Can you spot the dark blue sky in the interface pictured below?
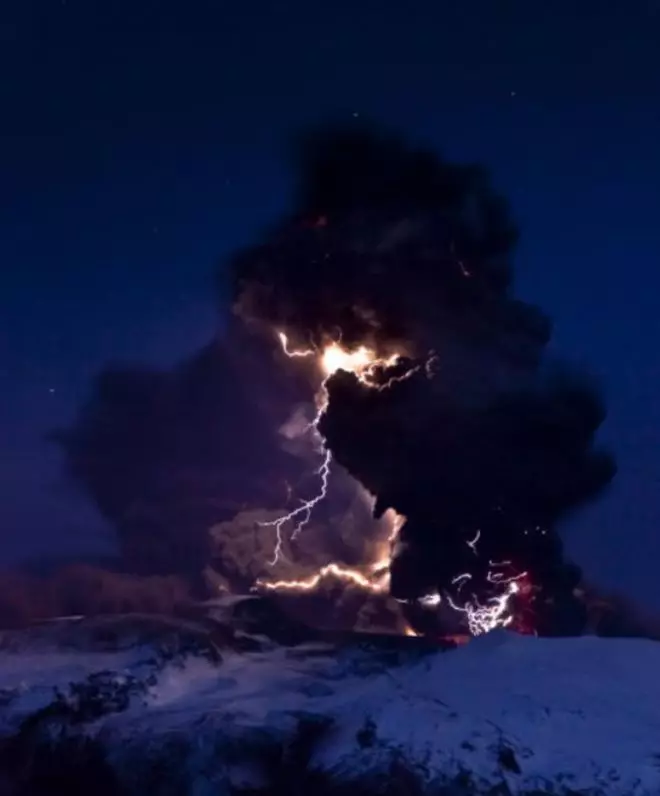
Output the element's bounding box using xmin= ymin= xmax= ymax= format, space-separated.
xmin=2 ymin=0 xmax=660 ymax=605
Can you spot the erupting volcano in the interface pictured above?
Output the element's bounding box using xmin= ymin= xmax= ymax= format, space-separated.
xmin=255 ymin=332 xmax=532 ymax=638
xmin=50 ymin=121 xmax=615 ymax=640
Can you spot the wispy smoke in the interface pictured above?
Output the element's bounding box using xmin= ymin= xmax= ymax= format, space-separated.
xmin=7 ymin=120 xmax=617 ymax=637
xmin=0 ymin=566 xmax=192 ymax=629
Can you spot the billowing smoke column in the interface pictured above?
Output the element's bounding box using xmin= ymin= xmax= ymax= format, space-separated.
xmin=40 ymin=120 xmax=616 ymax=639
xmin=53 ymin=331 xmax=314 ymax=582
xmin=231 ymin=122 xmax=616 ymax=636
xmin=320 ymin=368 xmax=610 ymax=635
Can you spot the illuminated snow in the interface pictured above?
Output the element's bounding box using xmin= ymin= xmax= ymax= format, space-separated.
xmin=1 ymin=619 xmax=659 ymax=793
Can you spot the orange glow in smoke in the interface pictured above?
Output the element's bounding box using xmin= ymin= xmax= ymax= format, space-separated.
xmin=320 ymin=342 xmax=401 ymax=382
xmin=403 ymin=622 xmax=419 ymax=637
xmin=257 ymin=507 xmax=406 ymax=596
xmin=264 ymin=331 xmax=530 ymax=639
xmin=277 ymin=332 xmax=413 ymax=390
xmin=257 ymin=562 xmax=388 ymax=594
xmin=260 ymin=332 xmax=412 ymax=572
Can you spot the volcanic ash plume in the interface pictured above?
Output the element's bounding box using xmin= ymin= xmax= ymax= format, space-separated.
xmin=229 ymin=122 xmax=616 ymax=637
xmin=47 ymin=121 xmax=616 ymax=639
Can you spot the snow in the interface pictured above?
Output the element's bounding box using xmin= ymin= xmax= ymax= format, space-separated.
xmin=2 ymin=618 xmax=660 ymax=794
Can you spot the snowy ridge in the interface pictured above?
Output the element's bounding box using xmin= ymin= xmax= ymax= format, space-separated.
xmin=1 ymin=604 xmax=659 ymax=794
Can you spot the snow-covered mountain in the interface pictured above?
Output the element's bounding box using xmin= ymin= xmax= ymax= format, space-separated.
xmin=1 ymin=595 xmax=659 ymax=795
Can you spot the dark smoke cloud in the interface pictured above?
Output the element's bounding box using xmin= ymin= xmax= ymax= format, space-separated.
xmin=0 ymin=330 xmax=314 ymax=628
xmin=24 ymin=119 xmax=616 ymax=639
xmin=53 ymin=332 xmax=312 ymax=579
xmin=320 ymin=367 xmax=611 ymax=634
xmin=232 ymin=123 xmax=549 ymax=367
xmin=231 ymin=121 xmax=616 ymax=635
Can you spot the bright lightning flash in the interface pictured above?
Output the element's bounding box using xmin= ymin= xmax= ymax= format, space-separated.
xmin=263 ymin=333 xmax=529 ymax=641
xmin=258 ymin=562 xmax=388 ymax=593
xmin=259 ymin=332 xmax=415 ymax=588
xmin=416 ymin=531 xmax=529 ymax=636
xmin=266 ymin=448 xmax=332 ymax=565
xmin=446 ymin=576 xmax=526 ymax=636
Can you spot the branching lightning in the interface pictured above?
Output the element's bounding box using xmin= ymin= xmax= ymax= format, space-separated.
xmin=257 ymin=561 xmax=388 ymax=593
xmin=278 ymin=333 xmax=316 ymax=359
xmin=260 ymin=333 xmax=332 ymax=566
xmin=451 ymin=573 xmax=472 ymax=591
xmin=260 ymin=332 xmax=530 ymax=640
xmin=263 ymin=448 xmax=332 ymax=566
xmin=446 ymin=573 xmax=527 ymax=636
xmin=415 ymin=530 xmax=530 ymax=636
xmin=419 ymin=592 xmax=442 ymax=607
xmin=259 ymin=331 xmax=415 ymax=589
xmin=466 ymin=529 xmax=481 ymax=555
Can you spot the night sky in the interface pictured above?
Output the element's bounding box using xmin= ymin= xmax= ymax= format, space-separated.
xmin=2 ymin=1 xmax=660 ymax=607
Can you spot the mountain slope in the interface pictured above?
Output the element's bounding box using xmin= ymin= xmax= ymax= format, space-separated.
xmin=0 ymin=598 xmax=659 ymax=795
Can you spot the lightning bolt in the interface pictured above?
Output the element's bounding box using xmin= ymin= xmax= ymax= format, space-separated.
xmin=261 ymin=332 xmax=417 ymax=573
xmin=414 ymin=531 xmax=530 ymax=637
xmin=256 ymin=561 xmax=389 ymax=593
xmin=256 ymin=508 xmax=405 ymax=599
xmin=259 ymin=334 xmax=331 ymax=565
xmin=446 ymin=573 xmax=527 ymax=636
xmin=419 ymin=592 xmax=442 ymax=607
xmin=278 ymin=332 xmax=315 ymax=358
xmin=449 ymin=530 xmax=529 ymax=634
xmin=261 ymin=448 xmax=332 ymax=566
xmin=265 ymin=332 xmax=532 ymax=642
xmin=466 ymin=529 xmax=481 ymax=555
xmin=452 ymin=572 xmax=472 ymax=591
